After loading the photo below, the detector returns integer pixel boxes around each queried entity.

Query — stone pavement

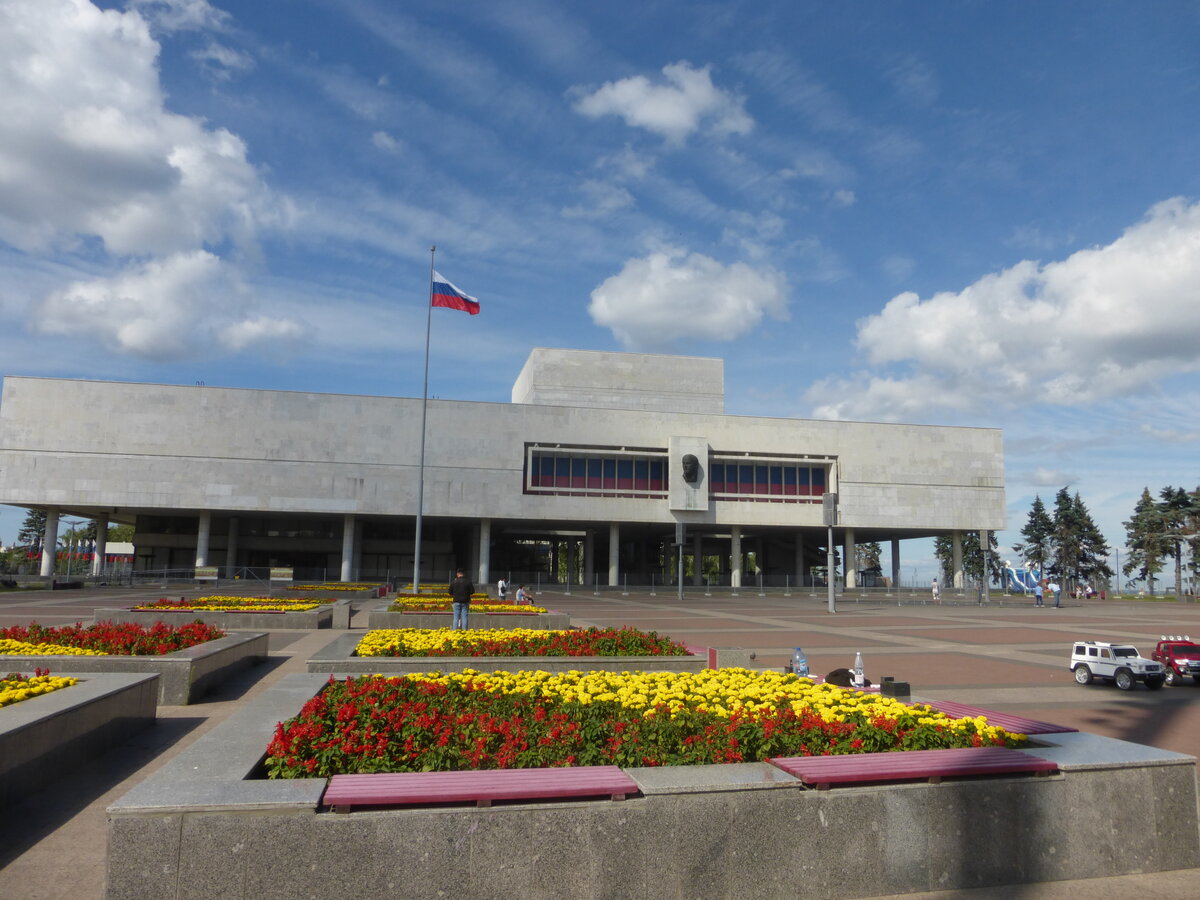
[1,584,1197,899]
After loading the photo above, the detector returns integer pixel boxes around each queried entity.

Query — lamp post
[822,493,838,614]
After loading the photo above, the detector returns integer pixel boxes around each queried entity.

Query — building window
[525,445,668,499]
[709,455,831,504]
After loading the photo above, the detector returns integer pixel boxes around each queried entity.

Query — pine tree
[1158,486,1196,597]
[1123,487,1165,595]
[934,531,1002,585]
[17,508,46,549]
[1070,492,1112,587]
[1013,496,1054,574]
[1049,487,1083,587]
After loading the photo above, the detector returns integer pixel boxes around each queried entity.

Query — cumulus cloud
[572,61,753,144]
[561,179,634,219]
[588,247,787,349]
[33,251,300,359]
[0,0,298,356]
[126,0,229,32]
[809,198,1200,421]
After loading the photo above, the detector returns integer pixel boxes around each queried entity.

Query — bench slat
[923,701,1077,735]
[769,747,1058,788]
[323,765,639,811]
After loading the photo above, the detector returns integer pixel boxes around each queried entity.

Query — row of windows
[709,463,826,499]
[528,455,667,494]
[525,453,828,502]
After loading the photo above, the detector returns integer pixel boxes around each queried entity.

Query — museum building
[0,348,1005,589]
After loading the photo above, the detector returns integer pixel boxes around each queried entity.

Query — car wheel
[1073,665,1092,685]
[1146,675,1165,690]
[1115,669,1135,691]
[1165,667,1179,686]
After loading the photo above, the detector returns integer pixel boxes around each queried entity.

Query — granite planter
[3,672,157,807]
[106,672,1200,900]
[366,605,571,630]
[2,632,268,705]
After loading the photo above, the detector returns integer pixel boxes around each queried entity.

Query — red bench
[922,700,1077,735]
[322,765,640,813]
[769,747,1058,790]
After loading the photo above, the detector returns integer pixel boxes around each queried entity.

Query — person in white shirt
[497,577,507,601]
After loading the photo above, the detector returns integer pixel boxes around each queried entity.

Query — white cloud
[572,61,753,144]
[829,189,856,208]
[588,247,787,349]
[190,41,253,80]
[126,0,229,32]
[886,56,939,107]
[809,198,1200,420]
[372,131,402,152]
[33,251,299,358]
[561,179,634,219]
[0,0,283,257]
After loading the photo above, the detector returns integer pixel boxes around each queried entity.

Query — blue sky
[2,0,1199,583]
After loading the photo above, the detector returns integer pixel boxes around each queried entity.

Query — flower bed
[388,595,547,614]
[1,622,268,705]
[287,583,383,592]
[266,669,1025,778]
[0,671,78,708]
[1,621,225,655]
[94,602,335,630]
[134,596,327,612]
[355,626,689,658]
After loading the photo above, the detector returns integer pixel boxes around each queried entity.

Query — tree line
[933,484,1198,596]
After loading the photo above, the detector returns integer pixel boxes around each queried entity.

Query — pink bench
[923,700,1077,735]
[322,765,640,813]
[769,747,1058,790]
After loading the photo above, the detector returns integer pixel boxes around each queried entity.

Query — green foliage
[1013,496,1053,570]
[934,531,1002,584]
[1124,487,1166,594]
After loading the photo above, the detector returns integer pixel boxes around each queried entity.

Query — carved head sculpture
[681,453,700,484]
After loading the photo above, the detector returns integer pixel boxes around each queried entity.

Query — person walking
[497,577,508,602]
[449,568,474,630]
[931,576,941,604]
[1034,581,1044,607]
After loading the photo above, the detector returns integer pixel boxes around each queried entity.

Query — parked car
[1069,641,1165,690]
[1151,636,1200,686]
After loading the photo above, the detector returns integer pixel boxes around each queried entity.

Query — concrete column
[952,531,964,588]
[478,518,491,588]
[340,514,355,582]
[225,517,239,578]
[40,507,60,577]
[608,523,620,587]
[891,538,901,590]
[92,518,109,576]
[794,533,805,588]
[845,527,857,589]
[692,533,703,586]
[730,526,742,589]
[195,511,211,568]
[584,530,595,588]
[979,529,991,601]
[353,520,364,582]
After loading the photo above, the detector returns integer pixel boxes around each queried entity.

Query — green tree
[855,541,882,573]
[1123,487,1166,594]
[1158,486,1197,597]
[1013,496,1053,572]
[934,531,1001,585]
[17,508,46,549]
[1070,493,1113,587]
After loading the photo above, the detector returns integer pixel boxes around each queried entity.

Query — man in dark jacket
[449,568,473,630]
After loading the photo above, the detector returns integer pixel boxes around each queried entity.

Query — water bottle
[852,651,864,686]
[792,647,809,677]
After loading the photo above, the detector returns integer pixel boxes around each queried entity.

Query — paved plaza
[1,584,1198,899]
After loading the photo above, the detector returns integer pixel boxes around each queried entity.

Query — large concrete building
[0,348,1005,588]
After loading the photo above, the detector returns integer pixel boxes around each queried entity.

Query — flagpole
[412,246,436,594]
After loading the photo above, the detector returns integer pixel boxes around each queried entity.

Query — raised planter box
[366,605,571,630]
[307,633,708,674]
[106,672,1200,900]
[3,672,157,807]
[94,605,335,630]
[2,632,268,705]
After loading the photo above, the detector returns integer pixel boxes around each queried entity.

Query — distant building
[0,349,1004,586]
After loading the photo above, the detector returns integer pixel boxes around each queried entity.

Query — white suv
[1070,641,1165,691]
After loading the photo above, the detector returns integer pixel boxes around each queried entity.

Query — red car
[1151,637,1200,686]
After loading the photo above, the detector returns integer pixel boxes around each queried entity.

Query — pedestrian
[1034,581,1044,607]
[497,576,507,602]
[449,567,473,630]
[931,576,940,604]
[1049,580,1062,608]
[515,584,530,604]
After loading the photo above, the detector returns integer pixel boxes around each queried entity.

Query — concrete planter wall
[3,672,157,807]
[94,605,335,630]
[307,633,708,674]
[107,672,1200,900]
[2,633,268,705]
[367,606,571,630]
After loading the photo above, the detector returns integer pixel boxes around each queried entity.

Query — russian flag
[431,271,480,315]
